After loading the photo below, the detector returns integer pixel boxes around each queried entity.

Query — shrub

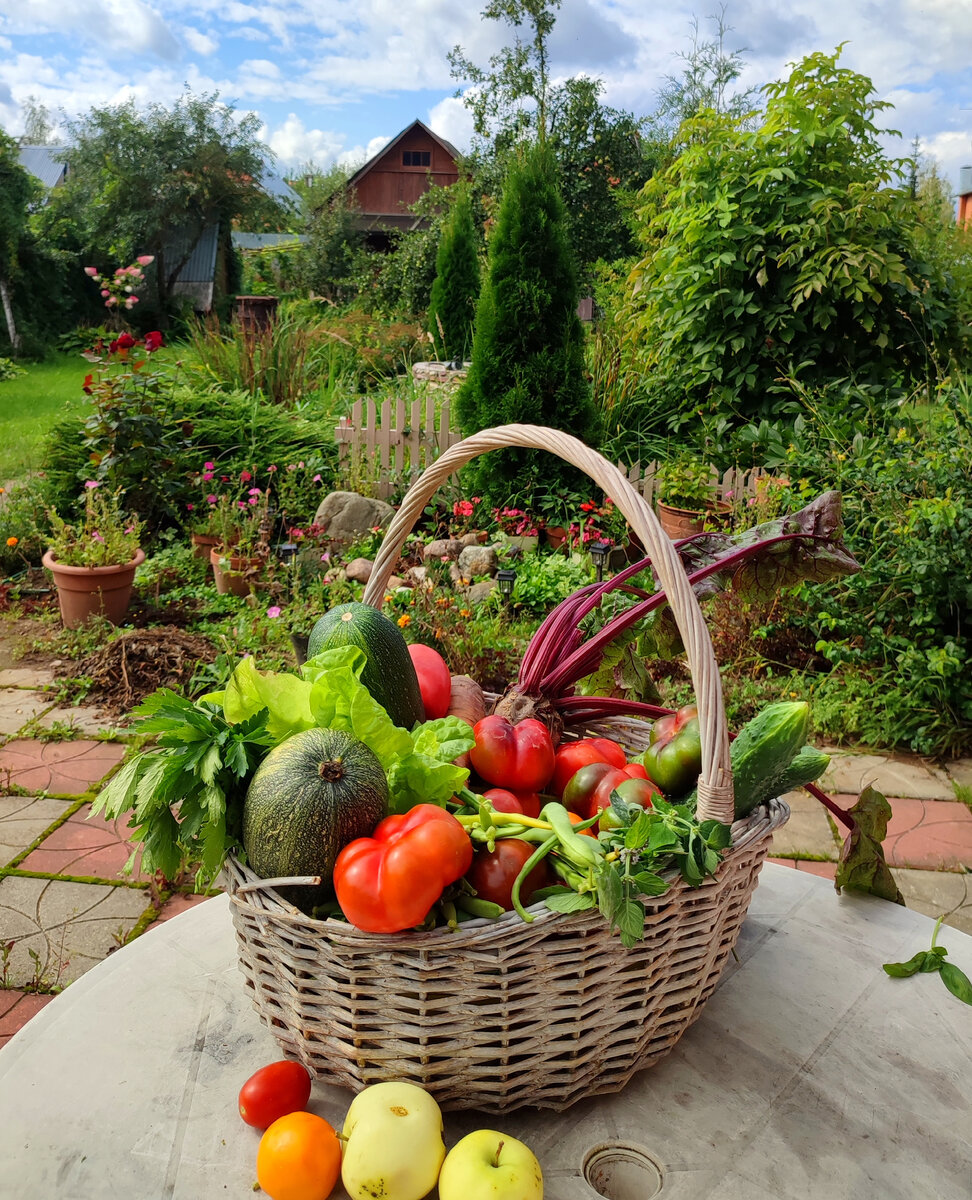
[456,142,601,506]
[427,190,480,362]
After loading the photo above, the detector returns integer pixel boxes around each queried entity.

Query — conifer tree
[456,142,599,507]
[427,190,480,363]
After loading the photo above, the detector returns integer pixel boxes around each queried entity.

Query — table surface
[0,864,970,1200]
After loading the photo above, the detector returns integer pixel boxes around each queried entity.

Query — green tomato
[642,721,702,797]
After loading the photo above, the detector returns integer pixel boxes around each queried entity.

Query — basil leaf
[544,891,597,913]
[700,820,732,850]
[647,824,680,852]
[618,900,645,945]
[883,952,932,978]
[919,946,948,972]
[596,864,624,925]
[631,870,668,897]
[624,811,653,850]
[939,962,972,1005]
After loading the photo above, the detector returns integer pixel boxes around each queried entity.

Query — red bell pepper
[333,804,474,933]
[469,715,555,793]
[550,736,627,798]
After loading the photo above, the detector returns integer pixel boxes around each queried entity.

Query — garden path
[0,660,970,1050]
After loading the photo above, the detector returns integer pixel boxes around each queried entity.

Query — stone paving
[0,672,970,1050]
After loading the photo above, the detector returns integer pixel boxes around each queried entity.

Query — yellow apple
[438,1129,543,1200]
[341,1080,446,1200]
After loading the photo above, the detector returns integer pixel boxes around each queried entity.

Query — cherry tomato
[481,787,542,819]
[588,764,661,818]
[466,839,552,910]
[256,1111,341,1200]
[239,1060,312,1130]
[551,736,627,797]
[562,761,617,815]
[469,715,555,793]
[407,643,452,720]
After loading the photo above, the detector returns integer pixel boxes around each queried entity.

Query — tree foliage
[0,129,40,352]
[50,90,287,319]
[622,48,972,429]
[456,142,600,505]
[427,189,481,361]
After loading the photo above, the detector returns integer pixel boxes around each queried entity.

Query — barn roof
[345,119,461,190]
[17,145,69,189]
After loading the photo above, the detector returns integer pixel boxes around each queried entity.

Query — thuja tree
[623,48,972,428]
[427,190,480,362]
[456,142,600,506]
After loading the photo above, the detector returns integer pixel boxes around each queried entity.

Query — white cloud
[337,135,391,171]
[427,95,474,154]
[240,59,280,78]
[183,28,219,56]
[263,113,345,166]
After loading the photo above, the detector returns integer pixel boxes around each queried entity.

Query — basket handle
[361,424,734,825]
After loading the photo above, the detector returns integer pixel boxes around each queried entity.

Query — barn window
[402,150,431,167]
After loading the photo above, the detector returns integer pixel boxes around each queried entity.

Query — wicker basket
[225,425,789,1112]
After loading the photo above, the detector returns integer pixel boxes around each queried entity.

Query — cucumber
[763,744,830,800]
[730,701,811,819]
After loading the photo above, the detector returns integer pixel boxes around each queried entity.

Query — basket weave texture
[226,424,790,1111]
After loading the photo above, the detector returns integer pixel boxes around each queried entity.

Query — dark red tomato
[239,1060,312,1130]
[466,839,552,911]
[674,703,699,732]
[469,715,555,793]
[551,737,627,797]
[649,713,677,745]
[562,761,617,815]
[588,764,660,818]
[407,643,452,720]
[482,787,542,819]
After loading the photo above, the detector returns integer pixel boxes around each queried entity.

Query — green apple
[341,1081,446,1200]
[438,1129,543,1200]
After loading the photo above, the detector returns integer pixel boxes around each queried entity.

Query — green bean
[510,834,560,923]
[539,802,603,870]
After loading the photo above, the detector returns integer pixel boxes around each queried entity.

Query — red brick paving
[794,860,837,879]
[0,740,125,795]
[17,802,148,882]
[0,990,55,1048]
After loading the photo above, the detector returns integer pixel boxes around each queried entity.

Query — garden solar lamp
[275,542,299,565]
[589,540,611,582]
[496,568,517,599]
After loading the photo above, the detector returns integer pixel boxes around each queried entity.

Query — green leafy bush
[427,189,480,362]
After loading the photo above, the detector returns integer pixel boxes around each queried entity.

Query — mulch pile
[79,627,217,712]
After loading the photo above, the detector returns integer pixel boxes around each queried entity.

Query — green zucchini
[307,601,426,730]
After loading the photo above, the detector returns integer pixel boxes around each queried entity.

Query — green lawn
[0,354,88,484]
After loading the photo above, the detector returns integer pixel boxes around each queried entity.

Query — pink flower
[267,464,277,473]
[266,606,281,619]
[248,496,258,505]
[124,525,136,534]
[204,461,214,470]
[202,471,214,481]
[84,480,100,489]
[92,532,104,543]
[298,461,304,468]
[84,266,98,277]
[115,267,125,275]
[237,500,246,509]
[312,474,322,483]
[206,494,217,504]
[321,552,331,563]
[136,255,154,266]
[248,487,261,496]
[100,289,111,298]
[186,503,194,511]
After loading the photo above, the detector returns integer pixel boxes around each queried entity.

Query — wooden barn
[345,119,462,247]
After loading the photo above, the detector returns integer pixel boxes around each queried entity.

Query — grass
[0,354,88,483]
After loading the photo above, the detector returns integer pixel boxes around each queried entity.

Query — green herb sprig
[91,689,275,887]
[883,915,972,1007]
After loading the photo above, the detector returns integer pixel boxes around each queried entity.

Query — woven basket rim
[225,797,789,947]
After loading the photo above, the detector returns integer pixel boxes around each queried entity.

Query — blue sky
[1,0,970,190]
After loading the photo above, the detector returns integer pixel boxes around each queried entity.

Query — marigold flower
[459,608,472,618]
[6,536,18,547]
[397,614,412,628]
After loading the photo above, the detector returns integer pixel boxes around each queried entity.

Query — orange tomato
[567,811,598,838]
[256,1111,341,1200]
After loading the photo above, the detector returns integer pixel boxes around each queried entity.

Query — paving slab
[944,759,972,794]
[0,739,125,795]
[769,789,840,859]
[0,794,77,868]
[0,991,55,1049]
[880,795,972,872]
[0,874,151,989]
[821,748,953,800]
[0,668,52,690]
[0,690,51,736]
[891,866,972,936]
[148,891,215,926]
[29,704,126,738]
[18,802,148,882]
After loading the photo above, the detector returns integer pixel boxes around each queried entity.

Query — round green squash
[242,727,388,910]
[306,601,425,730]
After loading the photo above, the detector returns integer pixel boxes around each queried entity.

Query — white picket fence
[334,400,772,504]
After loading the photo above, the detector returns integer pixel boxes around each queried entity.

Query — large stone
[465,579,498,605]
[406,565,428,587]
[458,545,499,579]
[312,491,395,542]
[345,557,374,584]
[423,539,464,562]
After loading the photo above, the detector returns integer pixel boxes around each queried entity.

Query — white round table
[0,865,970,1200]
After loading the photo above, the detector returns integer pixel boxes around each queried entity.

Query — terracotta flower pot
[42,548,145,629]
[542,525,568,551]
[656,502,706,540]
[190,532,221,561]
[210,546,264,597]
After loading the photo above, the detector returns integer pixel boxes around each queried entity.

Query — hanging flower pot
[42,549,146,628]
[210,547,265,597]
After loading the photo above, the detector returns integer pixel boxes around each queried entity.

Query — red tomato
[407,643,452,720]
[239,1060,312,1130]
[466,839,552,911]
[551,736,627,797]
[469,715,555,793]
[561,761,617,815]
[482,787,542,819]
[588,764,661,818]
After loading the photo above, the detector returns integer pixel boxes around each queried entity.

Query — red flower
[144,330,164,353]
[580,501,596,512]
[82,374,94,395]
[240,470,252,482]
[108,339,119,355]
[116,332,136,350]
